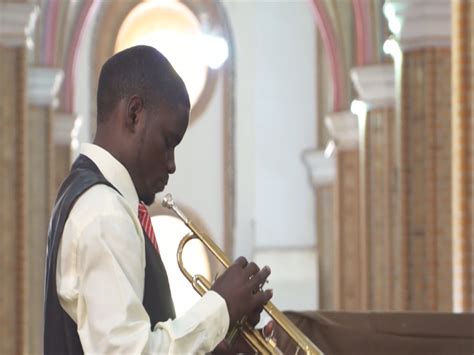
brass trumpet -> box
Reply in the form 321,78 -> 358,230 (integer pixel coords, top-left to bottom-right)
162,193 -> 323,355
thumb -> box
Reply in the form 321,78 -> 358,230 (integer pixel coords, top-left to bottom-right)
262,320 -> 275,338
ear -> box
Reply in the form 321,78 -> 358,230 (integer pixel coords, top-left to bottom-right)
125,95 -> 144,132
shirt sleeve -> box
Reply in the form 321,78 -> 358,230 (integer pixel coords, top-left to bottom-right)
57,200 -> 229,354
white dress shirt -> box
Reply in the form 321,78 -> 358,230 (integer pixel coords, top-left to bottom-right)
56,143 -> 229,354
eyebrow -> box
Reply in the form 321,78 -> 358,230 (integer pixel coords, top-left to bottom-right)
169,130 -> 182,147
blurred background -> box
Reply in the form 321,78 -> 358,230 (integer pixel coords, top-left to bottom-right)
0,0 -> 473,353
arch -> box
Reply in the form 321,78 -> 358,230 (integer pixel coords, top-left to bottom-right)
87,1 -> 234,129
351,0 -> 376,66
93,0 -> 220,126
40,0 -> 96,112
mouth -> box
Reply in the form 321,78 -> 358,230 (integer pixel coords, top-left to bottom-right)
156,177 -> 168,191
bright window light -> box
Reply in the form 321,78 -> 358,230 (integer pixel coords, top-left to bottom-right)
115,0 -> 228,108
350,99 -> 368,117
383,38 -> 402,60
383,3 -> 402,36
324,140 -> 336,158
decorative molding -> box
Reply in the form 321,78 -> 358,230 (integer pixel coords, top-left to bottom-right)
28,68 -> 64,107
351,64 -> 395,108
383,0 -> 451,51
54,112 -> 77,146
302,148 -> 336,188
0,3 -> 39,48
325,111 -> 359,150
309,0 -> 343,111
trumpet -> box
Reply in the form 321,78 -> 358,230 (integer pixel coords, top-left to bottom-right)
162,193 -> 324,355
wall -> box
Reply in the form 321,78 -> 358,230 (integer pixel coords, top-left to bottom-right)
224,0 -> 318,310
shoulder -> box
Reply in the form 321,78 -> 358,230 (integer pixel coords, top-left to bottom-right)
67,183 -> 140,236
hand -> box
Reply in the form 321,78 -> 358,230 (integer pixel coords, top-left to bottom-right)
212,321 -> 276,354
211,256 -> 273,327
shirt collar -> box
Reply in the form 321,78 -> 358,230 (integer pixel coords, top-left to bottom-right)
79,143 -> 139,213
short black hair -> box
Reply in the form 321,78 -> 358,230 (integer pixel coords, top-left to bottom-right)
96,45 -> 189,122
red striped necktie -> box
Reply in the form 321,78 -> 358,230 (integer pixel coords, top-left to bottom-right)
138,202 -> 160,254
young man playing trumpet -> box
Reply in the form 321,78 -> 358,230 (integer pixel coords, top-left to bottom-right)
44,45 -> 273,354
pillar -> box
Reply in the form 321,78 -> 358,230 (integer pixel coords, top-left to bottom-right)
325,111 -> 362,310
53,112 -> 77,191
351,64 -> 396,310
303,149 -> 335,310
384,0 -> 452,310
27,67 -> 63,352
0,3 -> 39,354
452,0 -> 474,312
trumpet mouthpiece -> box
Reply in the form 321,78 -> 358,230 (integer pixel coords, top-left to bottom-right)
162,193 -> 174,209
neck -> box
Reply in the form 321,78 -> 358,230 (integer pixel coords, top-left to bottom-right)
93,127 -> 126,167
93,126 -> 141,197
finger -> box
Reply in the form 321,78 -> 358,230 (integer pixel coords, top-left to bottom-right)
247,304 -> 264,326
214,340 -> 231,353
230,333 -> 254,354
248,265 -> 271,289
247,310 -> 261,327
263,320 -> 275,338
234,256 -> 248,268
244,261 -> 260,278
253,304 -> 264,315
252,289 -> 273,308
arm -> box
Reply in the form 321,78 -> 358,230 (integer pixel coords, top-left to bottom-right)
59,209 -> 228,354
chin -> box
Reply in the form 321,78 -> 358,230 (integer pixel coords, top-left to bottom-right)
141,193 -> 155,206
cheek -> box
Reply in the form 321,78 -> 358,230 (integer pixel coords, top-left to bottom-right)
145,143 -> 167,177
141,128 -> 168,177
136,137 -> 156,179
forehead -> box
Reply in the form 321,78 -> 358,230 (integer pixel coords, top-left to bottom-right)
159,102 -> 189,140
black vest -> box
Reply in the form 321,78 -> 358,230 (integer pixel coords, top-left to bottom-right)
44,155 -> 175,355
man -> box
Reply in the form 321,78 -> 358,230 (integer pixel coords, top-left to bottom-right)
44,45 -> 273,354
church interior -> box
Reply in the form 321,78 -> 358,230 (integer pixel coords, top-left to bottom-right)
1,0 -> 473,353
